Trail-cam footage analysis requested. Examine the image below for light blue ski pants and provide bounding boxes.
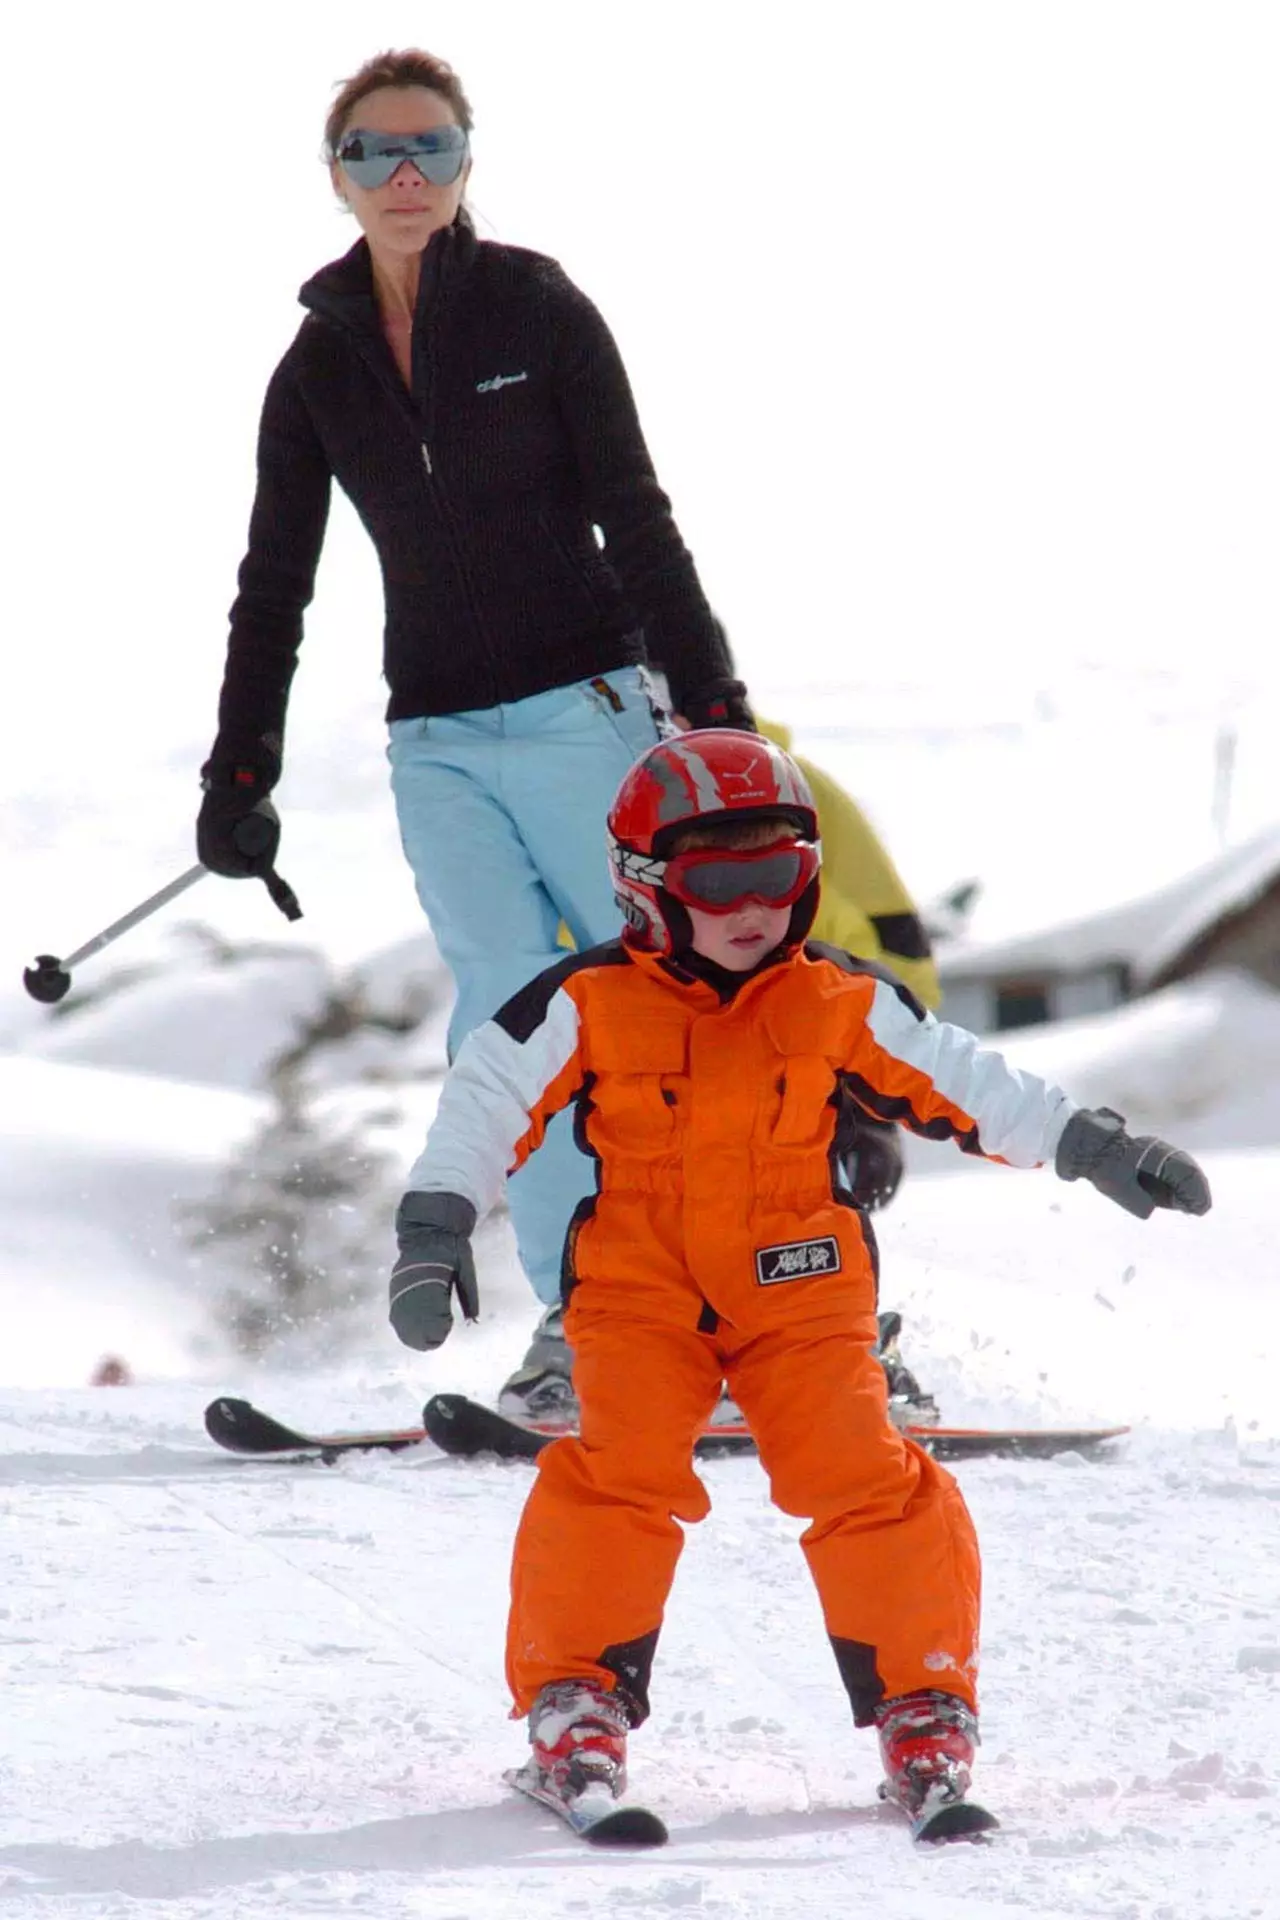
[388,667,666,1304]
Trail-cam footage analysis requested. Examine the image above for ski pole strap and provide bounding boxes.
[262,868,303,922]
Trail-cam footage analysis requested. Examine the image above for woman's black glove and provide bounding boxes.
[841,1113,905,1212]
[197,754,281,880]
[197,788,281,879]
[390,1192,480,1350]
[196,750,302,920]
[679,678,758,732]
[1055,1107,1212,1219]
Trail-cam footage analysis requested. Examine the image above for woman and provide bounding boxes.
[197,49,753,1320]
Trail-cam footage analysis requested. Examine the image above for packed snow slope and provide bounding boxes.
[1,960,1277,1918]
[4,725,1279,1919]
[0,1254,1276,1920]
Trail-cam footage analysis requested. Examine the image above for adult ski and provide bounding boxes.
[203,1397,426,1460]
[422,1393,758,1459]
[203,1393,1128,1464]
[504,1764,668,1847]
[200,1395,752,1462]
[421,1393,1129,1463]
[906,1422,1130,1460]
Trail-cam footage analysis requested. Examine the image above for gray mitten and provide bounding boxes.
[390,1192,479,1350]
[1055,1107,1212,1221]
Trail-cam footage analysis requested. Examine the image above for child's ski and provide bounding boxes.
[504,1764,667,1847]
[880,1781,1000,1845]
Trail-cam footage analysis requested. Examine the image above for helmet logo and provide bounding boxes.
[717,755,767,790]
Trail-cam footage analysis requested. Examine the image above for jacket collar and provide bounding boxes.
[626,940,794,1008]
[297,220,476,334]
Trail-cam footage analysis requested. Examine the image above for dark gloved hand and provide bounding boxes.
[841,1113,905,1211]
[390,1191,479,1350]
[197,764,281,879]
[1055,1107,1212,1220]
[679,678,758,732]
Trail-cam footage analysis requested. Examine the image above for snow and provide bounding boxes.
[0,1052,263,1387]
[0,1332,1277,1918]
[1,950,1277,1918]
[3,5,1279,1914]
[14,948,336,1090]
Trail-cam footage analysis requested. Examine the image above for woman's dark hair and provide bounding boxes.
[323,49,474,158]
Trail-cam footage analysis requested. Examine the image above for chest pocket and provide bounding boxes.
[587,1015,688,1143]
[768,1056,839,1146]
[759,997,843,1148]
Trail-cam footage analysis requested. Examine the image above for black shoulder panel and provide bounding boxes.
[493,940,631,1045]
[868,911,933,963]
[803,941,928,1021]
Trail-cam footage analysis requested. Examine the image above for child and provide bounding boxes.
[499,712,938,1429]
[387,730,1211,1833]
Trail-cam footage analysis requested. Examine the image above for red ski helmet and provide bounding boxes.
[607,729,821,954]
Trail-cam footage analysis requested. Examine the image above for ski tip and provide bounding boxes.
[420,1392,476,1454]
[423,1392,464,1424]
[914,1799,1000,1844]
[504,1764,668,1847]
[582,1805,669,1848]
[422,1393,549,1461]
[203,1396,255,1441]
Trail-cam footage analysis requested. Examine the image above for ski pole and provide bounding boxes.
[22,866,209,1003]
[22,855,302,1004]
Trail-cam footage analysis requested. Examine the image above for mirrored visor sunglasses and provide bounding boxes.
[662,841,820,914]
[336,125,469,189]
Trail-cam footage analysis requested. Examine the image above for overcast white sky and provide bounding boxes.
[1,2,1277,956]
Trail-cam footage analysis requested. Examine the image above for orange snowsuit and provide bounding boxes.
[408,936,1077,1728]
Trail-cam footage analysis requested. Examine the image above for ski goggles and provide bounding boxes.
[335,125,470,189]
[661,840,820,913]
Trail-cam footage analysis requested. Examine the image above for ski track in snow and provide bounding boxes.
[1,1390,1276,1920]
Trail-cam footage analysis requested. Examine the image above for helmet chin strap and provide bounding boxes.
[786,877,821,948]
[659,895,694,956]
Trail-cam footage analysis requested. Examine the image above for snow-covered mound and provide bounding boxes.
[982,967,1280,1149]
[13,928,454,1094]
[0,1052,264,1385]
[16,947,335,1090]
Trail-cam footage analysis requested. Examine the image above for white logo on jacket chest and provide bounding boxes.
[475,371,529,393]
[755,1236,842,1285]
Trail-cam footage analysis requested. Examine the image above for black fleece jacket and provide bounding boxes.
[207,222,739,780]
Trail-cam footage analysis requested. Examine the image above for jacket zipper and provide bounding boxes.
[314,273,496,689]
[409,282,500,703]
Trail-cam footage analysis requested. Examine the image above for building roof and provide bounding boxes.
[938,823,1280,988]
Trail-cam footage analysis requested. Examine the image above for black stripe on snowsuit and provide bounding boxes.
[493,940,633,1045]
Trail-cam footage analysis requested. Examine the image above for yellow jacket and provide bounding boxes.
[756,720,940,1009]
